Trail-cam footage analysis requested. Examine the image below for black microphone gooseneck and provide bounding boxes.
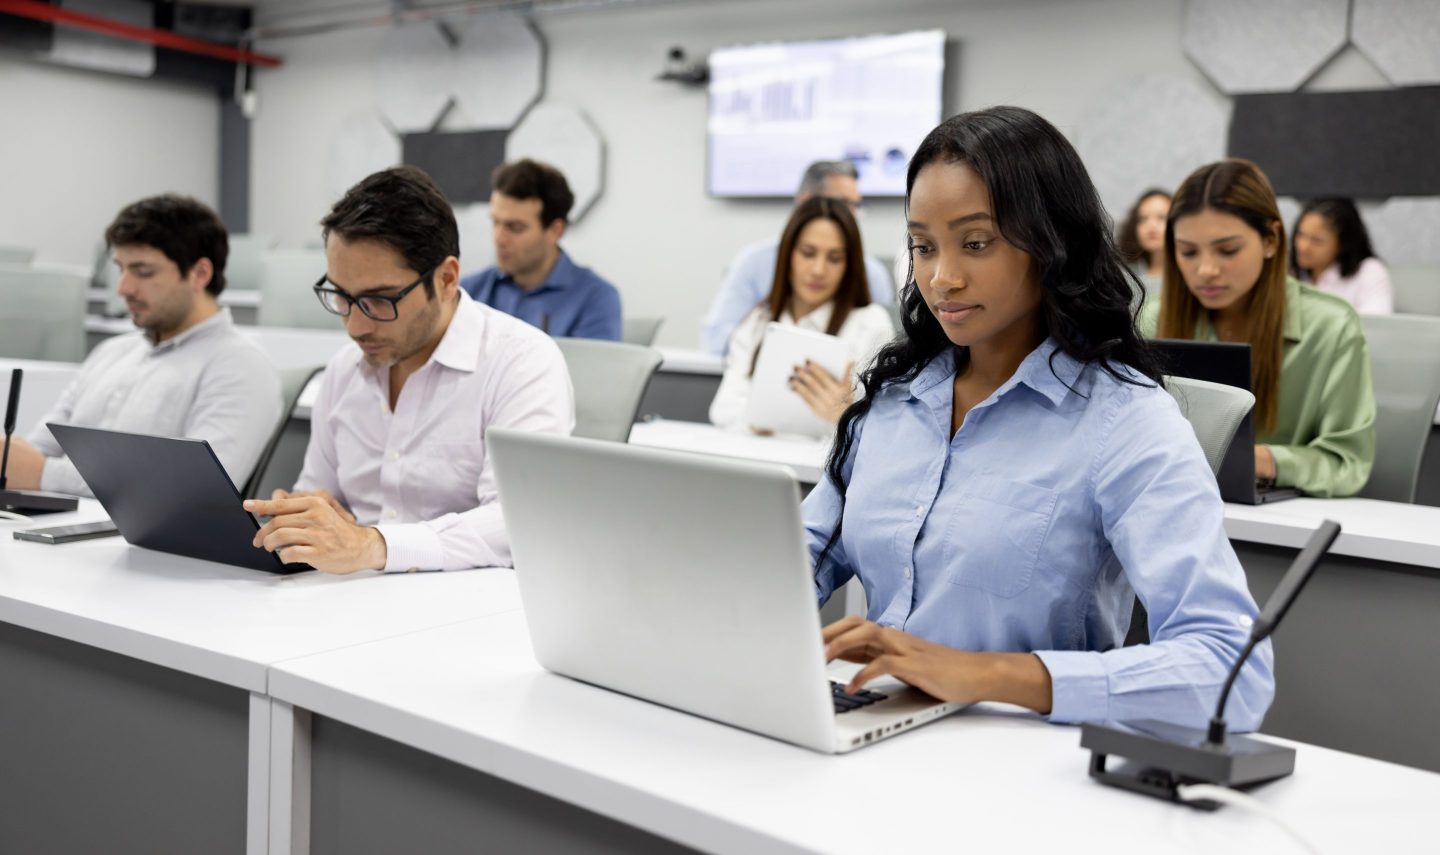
[1204,518,1342,746]
[0,368,21,491]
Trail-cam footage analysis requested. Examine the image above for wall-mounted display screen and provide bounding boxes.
[707,29,945,198]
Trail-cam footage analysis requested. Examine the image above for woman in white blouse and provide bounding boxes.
[709,197,895,431]
[1291,197,1393,315]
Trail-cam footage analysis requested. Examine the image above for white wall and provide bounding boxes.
[0,53,219,268]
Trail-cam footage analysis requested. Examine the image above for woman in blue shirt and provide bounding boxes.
[807,106,1274,731]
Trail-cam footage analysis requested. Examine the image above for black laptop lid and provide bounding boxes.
[1150,339,1258,503]
[47,424,304,574]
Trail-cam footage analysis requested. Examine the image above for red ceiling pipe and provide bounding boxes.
[0,0,283,68]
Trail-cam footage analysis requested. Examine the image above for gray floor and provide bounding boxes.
[0,621,250,855]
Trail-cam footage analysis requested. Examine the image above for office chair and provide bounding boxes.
[554,338,663,442]
[243,365,323,500]
[257,249,331,330]
[1390,264,1440,317]
[0,265,89,361]
[1358,314,1440,503]
[621,316,665,347]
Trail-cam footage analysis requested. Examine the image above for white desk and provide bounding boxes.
[0,357,79,436]
[270,609,1440,854]
[0,502,520,855]
[628,419,828,484]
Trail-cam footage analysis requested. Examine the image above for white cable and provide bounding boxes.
[0,510,33,524]
[1176,784,1322,855]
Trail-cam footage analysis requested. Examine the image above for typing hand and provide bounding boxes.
[822,616,1053,713]
[243,496,385,574]
[269,487,356,525]
[0,436,47,491]
[789,360,854,425]
[1254,445,1277,483]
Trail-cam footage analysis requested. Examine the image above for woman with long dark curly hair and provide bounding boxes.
[808,107,1273,731]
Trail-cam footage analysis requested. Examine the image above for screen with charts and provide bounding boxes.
[707,30,945,198]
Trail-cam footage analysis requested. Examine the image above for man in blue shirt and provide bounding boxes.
[700,160,895,355]
[461,159,622,340]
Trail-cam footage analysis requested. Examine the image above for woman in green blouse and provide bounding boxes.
[1138,159,1375,497]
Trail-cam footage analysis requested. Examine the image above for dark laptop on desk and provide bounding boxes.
[47,423,311,573]
[1151,339,1300,505]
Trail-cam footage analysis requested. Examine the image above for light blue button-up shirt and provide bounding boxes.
[801,340,1275,730]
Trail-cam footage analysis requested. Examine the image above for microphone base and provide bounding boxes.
[1081,719,1296,810]
[0,488,79,514]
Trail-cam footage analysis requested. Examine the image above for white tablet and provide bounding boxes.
[745,322,851,437]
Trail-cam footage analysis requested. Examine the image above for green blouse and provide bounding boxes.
[1137,278,1376,497]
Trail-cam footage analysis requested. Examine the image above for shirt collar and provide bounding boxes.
[499,250,575,293]
[429,290,483,372]
[907,338,1081,407]
[148,307,232,351]
[783,301,835,331]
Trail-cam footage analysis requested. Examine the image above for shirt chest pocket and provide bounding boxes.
[941,476,1058,598]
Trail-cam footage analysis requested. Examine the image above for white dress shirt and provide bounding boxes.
[294,291,575,572]
[709,302,895,430]
[1310,257,1394,315]
[28,309,282,497]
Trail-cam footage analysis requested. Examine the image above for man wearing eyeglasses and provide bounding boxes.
[243,166,574,574]
[699,160,896,355]
[4,195,281,497]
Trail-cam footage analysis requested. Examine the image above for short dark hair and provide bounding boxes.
[491,159,574,227]
[321,165,460,297]
[105,194,229,296]
[1290,197,1378,279]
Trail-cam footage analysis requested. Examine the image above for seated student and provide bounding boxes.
[808,107,1273,730]
[1117,188,1171,305]
[1140,160,1375,498]
[245,166,574,574]
[460,159,621,340]
[701,160,896,355]
[1292,197,1394,315]
[708,197,894,431]
[3,194,280,497]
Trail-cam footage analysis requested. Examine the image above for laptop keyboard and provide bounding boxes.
[831,681,888,714]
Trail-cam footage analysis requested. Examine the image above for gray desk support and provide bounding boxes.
[635,371,721,423]
[0,621,249,854]
[308,717,698,855]
[1237,543,1440,773]
[1419,425,1440,507]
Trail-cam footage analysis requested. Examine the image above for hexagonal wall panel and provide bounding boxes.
[1075,75,1230,226]
[1182,0,1348,93]
[1366,197,1440,264]
[453,12,544,130]
[376,22,456,133]
[1352,0,1440,86]
[454,201,496,276]
[505,103,605,223]
[328,113,402,201]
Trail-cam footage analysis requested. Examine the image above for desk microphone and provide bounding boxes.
[0,368,80,514]
[1080,520,1341,809]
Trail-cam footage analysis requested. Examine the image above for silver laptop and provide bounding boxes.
[488,428,962,754]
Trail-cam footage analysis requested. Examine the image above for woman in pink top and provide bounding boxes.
[1291,197,1393,315]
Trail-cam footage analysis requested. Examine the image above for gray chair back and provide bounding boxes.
[1358,314,1440,503]
[257,249,332,329]
[226,234,276,292]
[0,246,34,265]
[0,265,88,361]
[621,316,664,347]
[1164,375,1255,476]
[244,365,323,499]
[554,338,663,442]
[1391,264,1440,316]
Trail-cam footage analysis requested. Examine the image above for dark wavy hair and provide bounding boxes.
[321,165,460,299]
[105,194,229,297]
[815,106,1161,574]
[1290,197,1378,279]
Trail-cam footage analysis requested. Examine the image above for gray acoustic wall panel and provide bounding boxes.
[505,103,605,223]
[1276,196,1302,240]
[401,129,509,205]
[455,202,497,276]
[1075,75,1230,226]
[1367,198,1440,264]
[376,22,456,133]
[454,12,544,130]
[328,112,402,200]
[1182,0,1349,93]
[1228,87,1440,197]
[1352,0,1440,86]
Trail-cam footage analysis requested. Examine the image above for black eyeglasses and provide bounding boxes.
[313,269,433,322]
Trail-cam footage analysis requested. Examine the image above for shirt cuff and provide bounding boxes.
[38,456,87,497]
[1266,444,1297,488]
[1033,650,1110,723]
[374,523,443,573]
